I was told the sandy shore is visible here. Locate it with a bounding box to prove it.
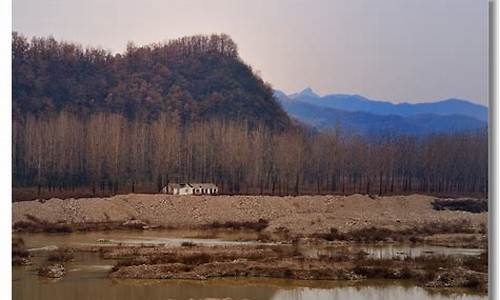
[12,194,486,236]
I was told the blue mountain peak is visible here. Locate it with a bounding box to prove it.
[290,87,320,99]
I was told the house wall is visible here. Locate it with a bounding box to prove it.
[193,187,218,195]
[178,187,193,195]
[166,185,217,195]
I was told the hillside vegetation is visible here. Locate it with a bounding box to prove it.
[13,32,289,128]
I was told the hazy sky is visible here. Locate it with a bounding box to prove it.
[13,0,489,105]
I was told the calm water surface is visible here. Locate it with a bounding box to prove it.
[299,244,485,260]
[13,231,487,300]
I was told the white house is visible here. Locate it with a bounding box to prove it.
[163,183,193,195]
[190,183,218,195]
[162,183,218,195]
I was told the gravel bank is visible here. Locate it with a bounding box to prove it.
[12,194,487,236]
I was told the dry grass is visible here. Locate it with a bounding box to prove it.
[317,220,478,243]
[13,214,73,233]
[206,219,269,231]
[181,241,197,247]
[463,251,488,273]
[432,198,487,213]
[13,214,163,233]
[12,237,28,257]
[47,249,75,263]
[107,241,488,292]
[12,237,30,266]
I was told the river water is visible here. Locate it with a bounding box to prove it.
[12,230,487,300]
[299,243,485,260]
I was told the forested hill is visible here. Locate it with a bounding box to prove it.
[12,32,290,129]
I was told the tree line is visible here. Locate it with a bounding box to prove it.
[13,111,488,198]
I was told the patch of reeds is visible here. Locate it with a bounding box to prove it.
[47,249,75,263]
[13,214,73,233]
[206,218,269,231]
[12,237,30,266]
[13,214,167,233]
[317,220,478,243]
[432,198,487,213]
[181,241,196,247]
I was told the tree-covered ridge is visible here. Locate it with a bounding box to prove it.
[12,32,290,129]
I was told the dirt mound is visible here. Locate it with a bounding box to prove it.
[13,194,486,236]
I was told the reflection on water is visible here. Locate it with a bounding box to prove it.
[17,229,266,249]
[12,231,487,300]
[361,244,484,259]
[272,285,486,300]
[18,230,485,260]
[13,265,487,300]
[300,244,485,260]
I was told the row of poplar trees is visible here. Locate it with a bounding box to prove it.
[13,111,488,197]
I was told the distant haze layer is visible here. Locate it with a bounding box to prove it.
[276,88,488,136]
[13,0,488,105]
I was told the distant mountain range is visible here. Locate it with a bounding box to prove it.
[275,88,488,136]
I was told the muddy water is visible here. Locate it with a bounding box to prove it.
[19,229,485,259]
[300,244,485,260]
[13,230,487,300]
[12,265,487,300]
[19,229,264,249]
[360,244,484,259]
